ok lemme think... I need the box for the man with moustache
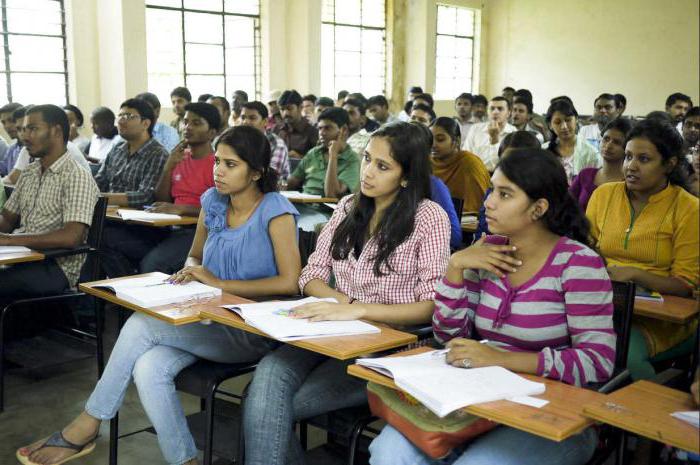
[272,90,318,159]
[463,96,516,171]
[578,93,619,151]
[0,104,98,298]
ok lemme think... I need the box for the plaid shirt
[299,195,451,304]
[94,138,168,208]
[4,152,99,286]
[266,132,290,178]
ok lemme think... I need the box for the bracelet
[348,297,356,304]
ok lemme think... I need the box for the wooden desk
[634,296,698,324]
[461,214,478,233]
[80,273,417,359]
[583,380,699,454]
[200,306,416,360]
[78,273,247,325]
[106,207,198,227]
[348,347,607,442]
[0,250,45,265]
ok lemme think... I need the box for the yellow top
[431,150,491,212]
[586,182,699,355]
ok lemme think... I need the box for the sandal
[16,430,98,465]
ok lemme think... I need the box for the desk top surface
[347,347,606,442]
[0,250,45,265]
[634,295,698,324]
[106,207,198,227]
[583,380,699,454]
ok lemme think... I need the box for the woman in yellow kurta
[587,118,699,380]
[430,117,490,212]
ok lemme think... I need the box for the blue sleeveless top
[200,188,299,281]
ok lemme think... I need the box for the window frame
[434,3,478,99]
[0,0,69,103]
[145,0,261,101]
[321,0,387,98]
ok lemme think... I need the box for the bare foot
[18,411,100,464]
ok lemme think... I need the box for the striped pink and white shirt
[299,194,451,304]
[433,237,616,386]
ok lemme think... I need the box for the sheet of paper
[118,209,182,221]
[0,245,32,254]
[508,396,549,408]
[671,411,700,428]
[323,203,337,210]
[279,191,322,199]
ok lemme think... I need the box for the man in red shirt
[138,102,220,273]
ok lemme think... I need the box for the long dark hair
[626,118,690,190]
[215,125,278,193]
[430,116,462,147]
[545,99,579,157]
[497,148,591,245]
[330,122,432,276]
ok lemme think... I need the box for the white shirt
[463,122,517,171]
[13,141,90,173]
[455,118,473,142]
[88,134,123,162]
[578,124,602,152]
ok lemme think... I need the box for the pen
[143,281,171,287]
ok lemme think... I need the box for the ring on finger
[461,358,472,369]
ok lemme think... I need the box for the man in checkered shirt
[0,104,98,298]
[94,98,169,277]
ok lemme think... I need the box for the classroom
[0,0,698,464]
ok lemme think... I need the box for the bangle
[348,297,356,304]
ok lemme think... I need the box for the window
[321,0,386,99]
[145,0,261,107]
[0,0,69,104]
[434,4,477,100]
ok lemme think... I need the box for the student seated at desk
[17,125,301,465]
[109,102,220,274]
[242,122,451,465]
[286,107,360,231]
[95,98,169,277]
[369,148,615,465]
[0,105,99,299]
[586,118,699,380]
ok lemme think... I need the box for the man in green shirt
[287,107,359,197]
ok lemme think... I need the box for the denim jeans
[242,344,368,465]
[85,313,276,465]
[139,228,196,274]
[369,424,598,465]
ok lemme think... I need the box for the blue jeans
[242,344,368,465]
[85,313,276,465]
[369,424,598,465]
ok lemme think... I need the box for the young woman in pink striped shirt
[370,148,616,465]
[242,122,452,465]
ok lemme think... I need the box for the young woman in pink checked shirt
[242,121,452,465]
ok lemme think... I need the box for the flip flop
[16,430,97,465]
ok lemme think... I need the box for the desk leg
[615,431,627,465]
[95,298,105,377]
[109,414,119,465]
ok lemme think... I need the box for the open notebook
[222,296,380,341]
[118,209,182,221]
[279,191,322,200]
[93,272,221,308]
[357,350,546,418]
[0,246,32,255]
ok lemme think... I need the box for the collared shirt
[299,195,451,304]
[13,141,91,173]
[95,138,169,207]
[4,152,99,286]
[152,122,180,152]
[170,116,185,138]
[266,132,290,178]
[291,144,360,196]
[88,134,123,162]
[347,129,372,158]
[0,138,8,173]
[578,123,602,152]
[463,122,517,171]
[454,118,473,141]
[0,142,22,176]
[272,119,318,156]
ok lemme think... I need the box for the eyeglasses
[117,113,142,121]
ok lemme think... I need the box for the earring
[400,181,408,188]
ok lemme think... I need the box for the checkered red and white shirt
[299,195,451,304]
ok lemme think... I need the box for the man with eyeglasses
[94,98,169,277]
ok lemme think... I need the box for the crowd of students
[0,84,698,465]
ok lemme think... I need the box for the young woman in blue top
[18,126,301,465]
